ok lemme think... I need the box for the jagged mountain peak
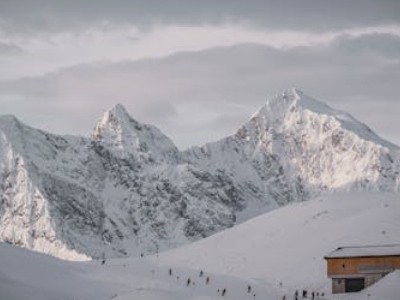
[111,103,129,114]
[276,88,333,114]
[245,88,398,150]
[92,104,179,161]
[93,103,139,135]
[107,103,136,124]
[252,88,340,122]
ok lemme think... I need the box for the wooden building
[324,244,400,294]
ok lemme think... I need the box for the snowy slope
[0,241,283,300]
[1,192,399,300]
[157,192,400,296]
[341,270,400,300]
[1,89,400,260]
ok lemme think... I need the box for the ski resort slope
[1,192,399,300]
[0,241,282,300]
[157,192,400,295]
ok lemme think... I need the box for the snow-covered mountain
[185,88,400,207]
[0,88,399,260]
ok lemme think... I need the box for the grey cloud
[334,33,400,58]
[0,33,399,148]
[136,101,179,124]
[0,42,24,55]
[1,0,399,34]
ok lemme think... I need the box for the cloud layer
[0,1,399,148]
[1,0,400,33]
[1,31,399,148]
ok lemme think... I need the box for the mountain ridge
[0,89,399,260]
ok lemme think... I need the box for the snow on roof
[325,244,400,259]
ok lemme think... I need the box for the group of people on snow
[292,289,325,300]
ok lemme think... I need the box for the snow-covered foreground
[0,241,282,300]
[1,192,399,300]
[157,192,400,298]
[336,270,400,300]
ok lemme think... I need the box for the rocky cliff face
[0,88,399,260]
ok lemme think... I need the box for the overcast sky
[0,1,399,148]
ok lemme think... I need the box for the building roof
[325,244,400,259]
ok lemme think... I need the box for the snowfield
[0,241,283,300]
[1,192,399,300]
[157,192,400,295]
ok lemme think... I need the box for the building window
[345,278,365,292]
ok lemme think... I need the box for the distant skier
[101,259,106,265]
[206,276,210,284]
[199,270,204,277]
[294,290,299,300]
[302,290,307,298]
[187,277,191,286]
[248,285,251,293]
[222,288,226,296]
[169,268,172,276]
[311,291,315,299]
